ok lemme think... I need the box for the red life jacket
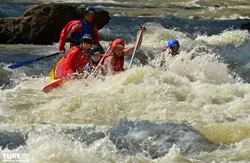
[106,51,124,72]
[55,46,90,79]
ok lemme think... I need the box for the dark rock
[0,125,106,150]
[62,126,106,145]
[109,119,220,159]
[0,3,110,45]
[240,22,250,30]
[0,120,223,159]
[0,131,28,150]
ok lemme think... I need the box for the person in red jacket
[59,7,104,54]
[103,26,146,75]
[53,34,92,80]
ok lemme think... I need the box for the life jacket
[105,51,124,72]
[70,19,94,46]
[89,58,100,67]
[54,46,90,79]
[90,54,104,66]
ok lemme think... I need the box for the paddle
[128,30,143,69]
[8,52,60,69]
[42,79,64,93]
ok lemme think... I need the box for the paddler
[83,45,105,79]
[85,46,103,72]
[58,7,104,55]
[50,34,93,80]
[103,26,146,75]
[162,39,180,57]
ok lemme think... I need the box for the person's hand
[59,50,65,54]
[162,46,167,52]
[108,41,113,47]
[86,65,94,72]
[140,26,146,33]
[59,47,66,54]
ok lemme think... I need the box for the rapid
[1,0,250,162]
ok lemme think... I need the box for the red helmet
[111,39,125,49]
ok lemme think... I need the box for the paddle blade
[42,79,65,93]
[8,59,36,69]
[49,58,64,80]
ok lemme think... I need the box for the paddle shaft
[35,52,60,61]
[128,30,143,68]
[8,52,60,69]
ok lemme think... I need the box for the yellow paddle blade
[49,58,64,79]
[49,69,56,79]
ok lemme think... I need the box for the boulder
[0,131,28,150]
[109,119,220,158]
[0,120,222,159]
[0,3,110,44]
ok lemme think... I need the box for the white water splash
[195,30,250,47]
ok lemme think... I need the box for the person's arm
[103,56,115,75]
[59,20,82,54]
[63,48,80,76]
[123,26,146,56]
[92,23,105,53]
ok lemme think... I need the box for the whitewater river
[1,0,250,162]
